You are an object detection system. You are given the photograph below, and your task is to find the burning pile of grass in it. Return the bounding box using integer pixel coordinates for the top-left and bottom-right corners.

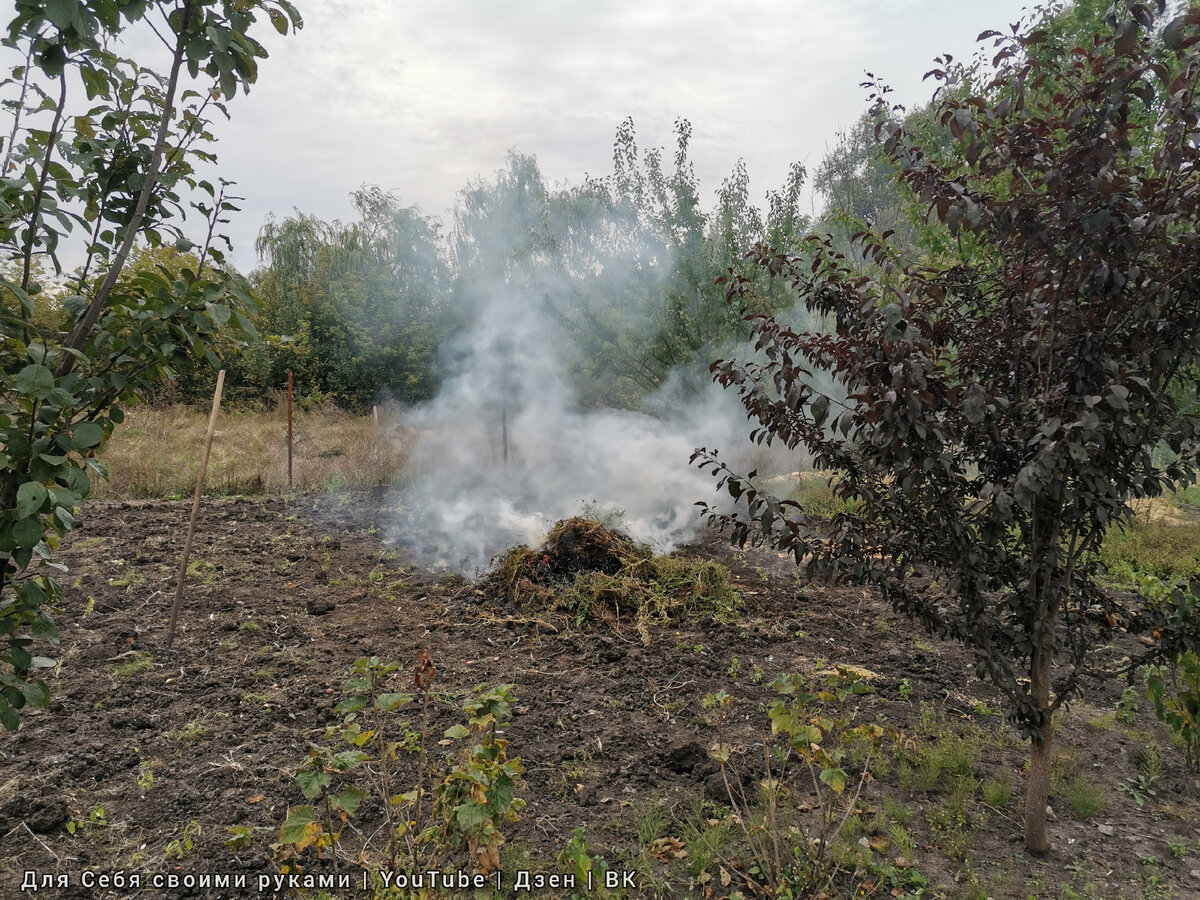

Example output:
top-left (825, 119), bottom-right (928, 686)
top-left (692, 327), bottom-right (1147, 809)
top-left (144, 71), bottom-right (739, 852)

top-left (486, 517), bottom-right (741, 641)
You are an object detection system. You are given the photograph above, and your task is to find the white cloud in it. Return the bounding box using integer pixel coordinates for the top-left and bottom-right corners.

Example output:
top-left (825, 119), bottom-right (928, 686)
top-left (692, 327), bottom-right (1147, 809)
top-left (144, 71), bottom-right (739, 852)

top-left (105, 0), bottom-right (1031, 269)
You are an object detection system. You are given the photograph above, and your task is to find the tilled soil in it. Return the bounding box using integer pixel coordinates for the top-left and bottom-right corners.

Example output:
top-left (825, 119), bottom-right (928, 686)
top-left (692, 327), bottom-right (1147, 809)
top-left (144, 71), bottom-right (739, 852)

top-left (1, 493), bottom-right (1198, 899)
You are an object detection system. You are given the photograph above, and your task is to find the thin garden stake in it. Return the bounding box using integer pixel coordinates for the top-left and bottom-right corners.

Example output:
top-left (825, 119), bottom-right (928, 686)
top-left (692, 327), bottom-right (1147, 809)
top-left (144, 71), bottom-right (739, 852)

top-left (166, 369), bottom-right (225, 646)
top-left (287, 368), bottom-right (293, 488)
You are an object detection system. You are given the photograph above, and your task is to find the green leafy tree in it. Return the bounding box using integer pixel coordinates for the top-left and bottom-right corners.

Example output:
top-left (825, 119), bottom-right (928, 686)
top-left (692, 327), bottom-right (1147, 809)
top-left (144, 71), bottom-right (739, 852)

top-left (696, 0), bottom-right (1200, 854)
top-left (250, 187), bottom-right (452, 409)
top-left (0, 0), bottom-right (301, 729)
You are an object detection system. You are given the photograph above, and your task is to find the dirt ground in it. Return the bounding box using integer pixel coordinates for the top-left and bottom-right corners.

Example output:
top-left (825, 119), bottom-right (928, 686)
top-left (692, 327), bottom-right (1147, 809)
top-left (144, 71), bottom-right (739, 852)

top-left (1, 493), bottom-right (1198, 899)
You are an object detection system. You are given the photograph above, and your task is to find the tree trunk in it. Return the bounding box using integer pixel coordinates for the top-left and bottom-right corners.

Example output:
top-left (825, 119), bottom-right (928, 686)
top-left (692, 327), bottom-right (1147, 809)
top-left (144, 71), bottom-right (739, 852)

top-left (1025, 719), bottom-right (1053, 855)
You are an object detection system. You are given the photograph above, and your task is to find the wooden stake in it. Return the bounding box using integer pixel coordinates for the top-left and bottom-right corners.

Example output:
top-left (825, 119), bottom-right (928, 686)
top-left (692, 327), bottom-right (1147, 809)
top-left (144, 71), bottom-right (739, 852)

top-left (287, 369), bottom-right (293, 488)
top-left (166, 369), bottom-right (225, 646)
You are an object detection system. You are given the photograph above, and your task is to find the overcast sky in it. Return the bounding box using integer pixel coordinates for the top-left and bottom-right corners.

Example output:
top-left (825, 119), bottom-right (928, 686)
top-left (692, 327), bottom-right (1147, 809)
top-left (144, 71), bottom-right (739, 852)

top-left (186, 0), bottom-right (1032, 271)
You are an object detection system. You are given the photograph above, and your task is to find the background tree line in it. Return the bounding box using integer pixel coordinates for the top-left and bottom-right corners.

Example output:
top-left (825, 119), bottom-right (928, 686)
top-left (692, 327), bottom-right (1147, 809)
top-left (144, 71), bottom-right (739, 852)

top-left (165, 119), bottom-right (813, 412)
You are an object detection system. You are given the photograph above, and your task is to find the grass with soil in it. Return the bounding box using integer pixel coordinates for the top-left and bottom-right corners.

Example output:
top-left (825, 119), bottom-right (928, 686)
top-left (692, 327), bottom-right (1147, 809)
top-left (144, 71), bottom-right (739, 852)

top-left (0, 481), bottom-right (1199, 898)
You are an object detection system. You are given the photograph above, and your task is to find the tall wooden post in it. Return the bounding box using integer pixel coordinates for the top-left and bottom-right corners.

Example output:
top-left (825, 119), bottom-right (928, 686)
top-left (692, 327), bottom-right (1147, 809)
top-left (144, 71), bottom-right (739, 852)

top-left (287, 369), bottom-right (293, 489)
top-left (167, 370), bottom-right (225, 646)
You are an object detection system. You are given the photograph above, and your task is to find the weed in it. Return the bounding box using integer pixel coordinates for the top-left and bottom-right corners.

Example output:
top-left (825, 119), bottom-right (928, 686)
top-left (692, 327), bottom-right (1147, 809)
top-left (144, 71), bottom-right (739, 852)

top-left (112, 652), bottom-right (153, 678)
top-left (634, 799), bottom-right (668, 846)
top-left (1117, 773), bottom-right (1158, 807)
top-left (108, 569), bottom-right (146, 589)
top-left (926, 774), bottom-right (975, 860)
top-left (557, 828), bottom-right (613, 896)
top-left (1063, 775), bottom-right (1107, 819)
top-left (893, 821), bottom-right (920, 859)
top-left (982, 771), bottom-right (1013, 809)
top-left (135, 762), bottom-right (154, 792)
top-left (215, 640), bottom-right (238, 652)
top-left (1138, 743), bottom-right (1166, 782)
top-left (186, 559), bottom-right (218, 583)
top-left (165, 821), bottom-right (201, 860)
top-left (89, 404), bottom-right (412, 498)
top-left (883, 796), bottom-right (911, 826)
top-left (898, 678), bottom-right (914, 701)
top-left (1147, 649), bottom-right (1200, 771)
top-left (240, 619), bottom-right (262, 632)
top-left (67, 805), bottom-right (108, 837)
top-left (1116, 685), bottom-right (1140, 725)
top-left (788, 471), bottom-right (859, 518)
top-left (166, 721), bottom-right (207, 745)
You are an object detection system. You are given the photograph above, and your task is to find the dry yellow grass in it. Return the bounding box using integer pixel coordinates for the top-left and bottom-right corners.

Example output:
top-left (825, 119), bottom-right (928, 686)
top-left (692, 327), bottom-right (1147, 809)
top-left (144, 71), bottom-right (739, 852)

top-left (90, 403), bottom-right (414, 499)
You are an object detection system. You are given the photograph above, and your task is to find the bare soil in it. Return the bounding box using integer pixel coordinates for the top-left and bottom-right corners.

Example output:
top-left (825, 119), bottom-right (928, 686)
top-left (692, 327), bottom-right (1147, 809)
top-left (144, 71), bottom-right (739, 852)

top-left (1, 494), bottom-right (1198, 899)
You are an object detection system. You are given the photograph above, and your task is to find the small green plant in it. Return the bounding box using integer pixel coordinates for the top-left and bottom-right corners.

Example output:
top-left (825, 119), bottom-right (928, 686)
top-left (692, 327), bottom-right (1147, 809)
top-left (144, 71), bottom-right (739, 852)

top-left (702, 667), bottom-right (886, 897)
top-left (1146, 650), bottom-right (1200, 771)
top-left (166, 721), bottom-right (207, 745)
top-left (898, 678), bottom-right (914, 702)
top-left (135, 762), bottom-right (154, 792)
top-left (1063, 775), bottom-right (1107, 819)
top-left (165, 821), bottom-right (201, 860)
top-left (112, 652), bottom-right (153, 678)
top-left (432, 683), bottom-right (526, 874)
top-left (67, 805), bottom-right (108, 836)
top-left (108, 569), bottom-right (147, 589)
top-left (727, 656), bottom-right (740, 679)
top-left (1117, 773), bottom-right (1158, 807)
top-left (888, 821), bottom-right (916, 858)
top-left (1169, 836), bottom-right (1190, 859)
top-left (982, 772), bottom-right (1013, 809)
top-left (1117, 685), bottom-right (1140, 725)
top-left (557, 828), bottom-right (612, 896)
top-left (275, 656), bottom-right (524, 880)
top-left (883, 796), bottom-right (911, 826)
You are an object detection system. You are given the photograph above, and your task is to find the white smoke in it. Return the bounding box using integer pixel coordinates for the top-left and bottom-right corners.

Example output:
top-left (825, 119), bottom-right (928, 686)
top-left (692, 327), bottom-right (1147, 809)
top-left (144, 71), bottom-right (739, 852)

top-left (391, 272), bottom-right (751, 573)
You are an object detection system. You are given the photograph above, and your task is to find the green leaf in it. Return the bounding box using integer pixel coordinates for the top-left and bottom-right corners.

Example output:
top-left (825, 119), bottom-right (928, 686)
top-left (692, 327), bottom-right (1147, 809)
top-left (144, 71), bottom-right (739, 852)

top-left (819, 767), bottom-right (848, 793)
top-left (43, 0), bottom-right (79, 30)
top-left (375, 691), bottom-right (412, 712)
top-left (444, 724), bottom-right (470, 740)
top-left (16, 482), bottom-right (48, 518)
top-left (0, 279), bottom-right (34, 313)
top-left (295, 770), bottom-right (330, 800)
top-left (15, 365), bottom-right (55, 400)
top-left (21, 680), bottom-right (49, 708)
top-left (71, 422), bottom-right (104, 450)
top-left (332, 750), bottom-right (368, 770)
top-left (332, 786), bottom-right (367, 815)
top-left (0, 698), bottom-right (17, 732)
top-left (53, 506), bottom-right (77, 531)
top-left (279, 805), bottom-right (320, 844)
top-left (334, 695), bottom-right (367, 714)
top-left (13, 517), bottom-right (44, 549)
top-left (456, 801), bottom-right (491, 830)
